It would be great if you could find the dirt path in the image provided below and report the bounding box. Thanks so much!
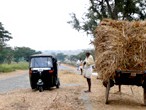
[60,64,93,110]
[0,65,146,110]
[60,64,146,110]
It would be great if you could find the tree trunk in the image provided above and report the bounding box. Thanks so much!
[89,0,102,20]
[105,0,114,19]
[113,0,118,19]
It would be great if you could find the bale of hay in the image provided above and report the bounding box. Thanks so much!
[94,19,146,80]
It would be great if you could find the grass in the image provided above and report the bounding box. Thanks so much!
[0,62,29,73]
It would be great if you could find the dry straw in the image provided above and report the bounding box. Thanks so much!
[94,19,146,80]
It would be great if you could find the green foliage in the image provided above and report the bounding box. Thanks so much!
[0,22,13,64]
[68,0,146,36]
[0,22,12,49]
[0,46,41,64]
[0,47,14,64]
[55,53,67,61]
[0,62,28,73]
[67,13,81,31]
[13,47,41,62]
[68,49,95,61]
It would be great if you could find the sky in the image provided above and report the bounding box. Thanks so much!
[0,0,94,51]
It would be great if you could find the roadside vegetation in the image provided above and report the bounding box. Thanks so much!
[0,62,28,73]
[0,46,40,73]
[68,0,146,37]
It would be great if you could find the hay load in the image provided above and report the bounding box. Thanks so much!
[94,19,146,80]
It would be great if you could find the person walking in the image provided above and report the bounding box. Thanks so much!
[76,59,81,70]
[83,52,95,93]
[79,58,83,75]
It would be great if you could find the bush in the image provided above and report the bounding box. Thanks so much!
[0,62,28,73]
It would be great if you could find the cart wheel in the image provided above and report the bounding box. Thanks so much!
[144,88,146,105]
[105,79,110,104]
[39,86,43,92]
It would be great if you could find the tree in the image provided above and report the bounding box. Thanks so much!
[4,47,14,64]
[0,22,12,49]
[68,49,95,62]
[14,47,41,62]
[0,47,14,64]
[68,0,146,36]
[0,22,12,64]
[55,53,67,61]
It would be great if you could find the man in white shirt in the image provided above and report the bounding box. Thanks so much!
[83,52,95,93]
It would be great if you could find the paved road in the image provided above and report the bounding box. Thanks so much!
[0,72,29,93]
[0,64,79,93]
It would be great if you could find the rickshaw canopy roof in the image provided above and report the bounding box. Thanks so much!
[29,54,57,68]
[30,54,55,58]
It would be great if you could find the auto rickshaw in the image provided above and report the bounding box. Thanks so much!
[29,54,60,92]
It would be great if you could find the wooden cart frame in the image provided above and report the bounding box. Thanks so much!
[104,70,146,105]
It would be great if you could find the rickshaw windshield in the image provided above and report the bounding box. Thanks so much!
[30,57,53,68]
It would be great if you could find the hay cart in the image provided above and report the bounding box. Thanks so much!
[103,70,146,105]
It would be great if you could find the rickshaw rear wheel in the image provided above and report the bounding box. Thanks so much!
[56,78,60,88]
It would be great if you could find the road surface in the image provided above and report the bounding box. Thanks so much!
[0,64,79,93]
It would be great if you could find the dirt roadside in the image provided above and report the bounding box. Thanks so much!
[0,66,146,110]
[0,70,28,80]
